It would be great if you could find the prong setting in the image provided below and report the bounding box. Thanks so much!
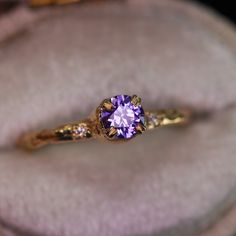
[108,127,117,138]
[131,95,141,106]
[103,99,113,110]
[135,123,146,134]
[98,95,146,141]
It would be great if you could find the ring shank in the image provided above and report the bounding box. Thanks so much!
[17,109,191,150]
[145,109,190,130]
[17,119,94,150]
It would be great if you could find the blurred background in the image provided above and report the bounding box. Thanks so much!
[196,0,235,23]
[0,1,235,25]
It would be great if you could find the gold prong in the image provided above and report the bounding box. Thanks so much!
[108,127,117,138]
[103,99,113,110]
[135,123,146,133]
[131,95,141,106]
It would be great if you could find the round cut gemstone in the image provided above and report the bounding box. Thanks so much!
[100,95,145,139]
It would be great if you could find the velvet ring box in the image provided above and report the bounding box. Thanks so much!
[0,1,236,235]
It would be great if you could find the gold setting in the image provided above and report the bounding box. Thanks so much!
[107,127,117,138]
[131,95,142,106]
[102,99,113,111]
[17,95,191,150]
[135,123,146,134]
[96,97,120,141]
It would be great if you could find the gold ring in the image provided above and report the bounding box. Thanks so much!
[17,94,191,150]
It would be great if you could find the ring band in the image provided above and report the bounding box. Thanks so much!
[17,94,191,150]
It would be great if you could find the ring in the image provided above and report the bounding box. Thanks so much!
[17,94,191,150]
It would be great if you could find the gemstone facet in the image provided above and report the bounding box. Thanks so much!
[100,95,145,139]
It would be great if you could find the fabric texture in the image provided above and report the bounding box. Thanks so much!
[0,1,236,235]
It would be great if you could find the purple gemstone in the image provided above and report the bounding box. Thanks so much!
[100,95,145,139]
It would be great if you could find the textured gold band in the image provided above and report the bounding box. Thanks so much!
[17,108,190,150]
